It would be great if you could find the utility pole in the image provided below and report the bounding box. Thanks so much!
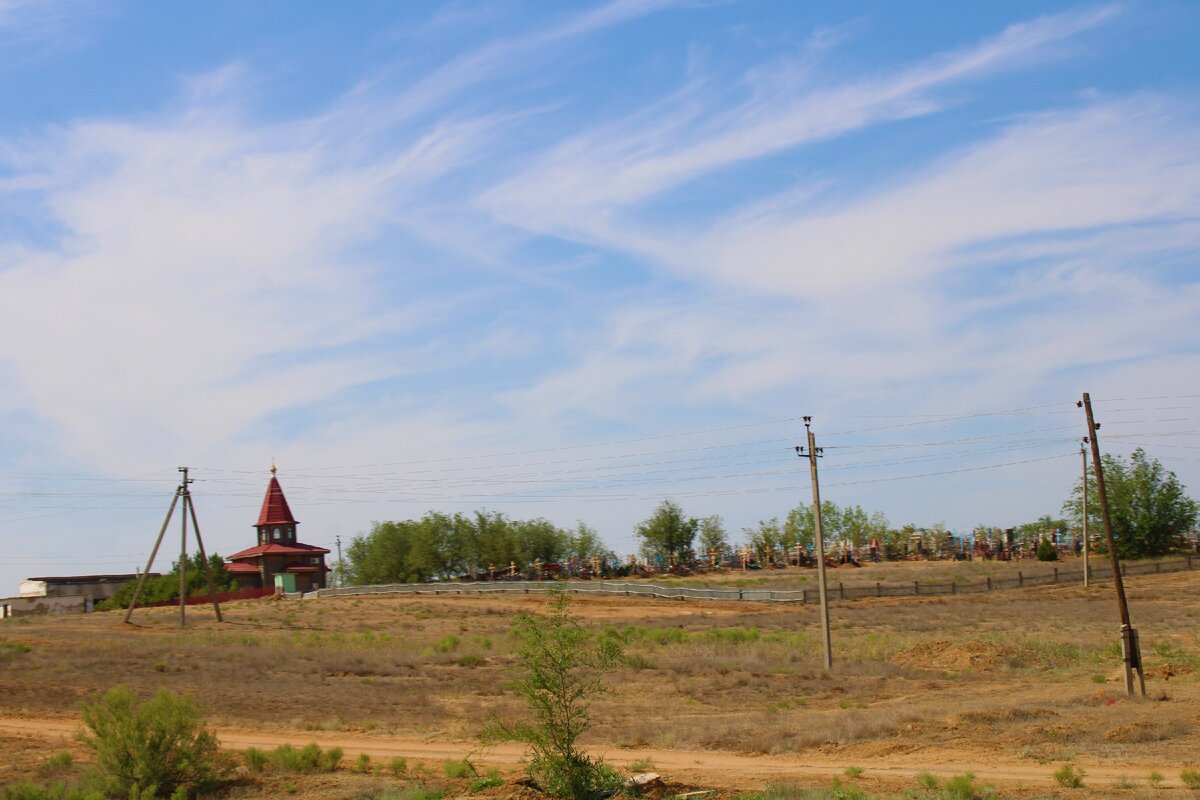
[179,467,189,628]
[335,535,343,588]
[796,417,833,671]
[124,467,224,627]
[1081,440,1090,589]
[1079,393,1145,697]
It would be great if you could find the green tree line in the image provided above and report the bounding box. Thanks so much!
[343,511,608,584]
[98,553,237,611]
[337,448,1196,584]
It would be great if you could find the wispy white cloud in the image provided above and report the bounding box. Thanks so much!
[0,0,100,49]
[0,96,492,471]
[479,5,1121,238]
[1,2,1198,592]
[500,94,1200,431]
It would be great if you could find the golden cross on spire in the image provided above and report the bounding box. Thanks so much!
[270,458,277,476]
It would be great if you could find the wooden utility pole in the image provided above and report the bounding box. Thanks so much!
[1081,440,1090,589]
[179,467,189,627]
[185,477,223,622]
[1079,394,1144,696]
[124,487,181,624]
[124,467,224,627]
[797,417,833,671]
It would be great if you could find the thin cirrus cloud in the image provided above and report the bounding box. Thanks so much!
[0,0,686,476]
[477,4,1122,241]
[0,2,1198,593]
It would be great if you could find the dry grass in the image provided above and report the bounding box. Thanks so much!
[1,568,1199,777]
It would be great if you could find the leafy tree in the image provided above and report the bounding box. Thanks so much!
[1014,515,1069,548]
[99,553,235,611]
[1063,448,1198,558]
[841,505,873,547]
[743,517,784,562]
[784,501,844,549]
[567,523,606,562]
[514,518,571,565]
[483,591,622,799]
[343,510,591,584]
[634,500,697,559]
[345,521,416,584]
[697,515,728,556]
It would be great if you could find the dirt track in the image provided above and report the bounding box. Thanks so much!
[0,715,1187,791]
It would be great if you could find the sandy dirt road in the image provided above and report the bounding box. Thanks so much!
[0,715,1185,791]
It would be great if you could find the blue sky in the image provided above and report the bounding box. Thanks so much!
[1,1,1199,589]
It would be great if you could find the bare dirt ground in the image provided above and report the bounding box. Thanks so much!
[2,562,1199,798]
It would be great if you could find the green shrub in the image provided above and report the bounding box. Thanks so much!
[456,654,485,668]
[1181,769,1200,789]
[942,772,993,800]
[356,753,372,773]
[443,759,475,779]
[242,748,268,774]
[1148,771,1164,788]
[79,686,226,799]
[483,590,624,800]
[915,771,939,790]
[388,756,408,776]
[435,635,460,653]
[268,743,340,773]
[0,782,105,800]
[470,773,504,792]
[1053,763,1085,788]
[706,627,760,645]
[753,780,868,800]
[367,785,447,800]
[42,752,73,772]
[1036,539,1058,562]
[842,766,863,779]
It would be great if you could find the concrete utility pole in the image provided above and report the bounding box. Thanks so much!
[1081,440,1090,589]
[336,535,343,588]
[797,417,833,671]
[1079,393,1145,697]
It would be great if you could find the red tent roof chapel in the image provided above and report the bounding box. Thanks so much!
[225,465,330,592]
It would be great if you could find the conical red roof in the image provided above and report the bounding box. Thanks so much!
[255,476,298,527]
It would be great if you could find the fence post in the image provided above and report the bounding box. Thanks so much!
[1156,562,1161,573]
[914,581,920,596]
[952,582,957,595]
[839,582,845,600]
[987,576,992,590]
[1053,568,1058,584]
[876,582,882,598]
[738,589,743,601]
[1121,562,1127,577]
